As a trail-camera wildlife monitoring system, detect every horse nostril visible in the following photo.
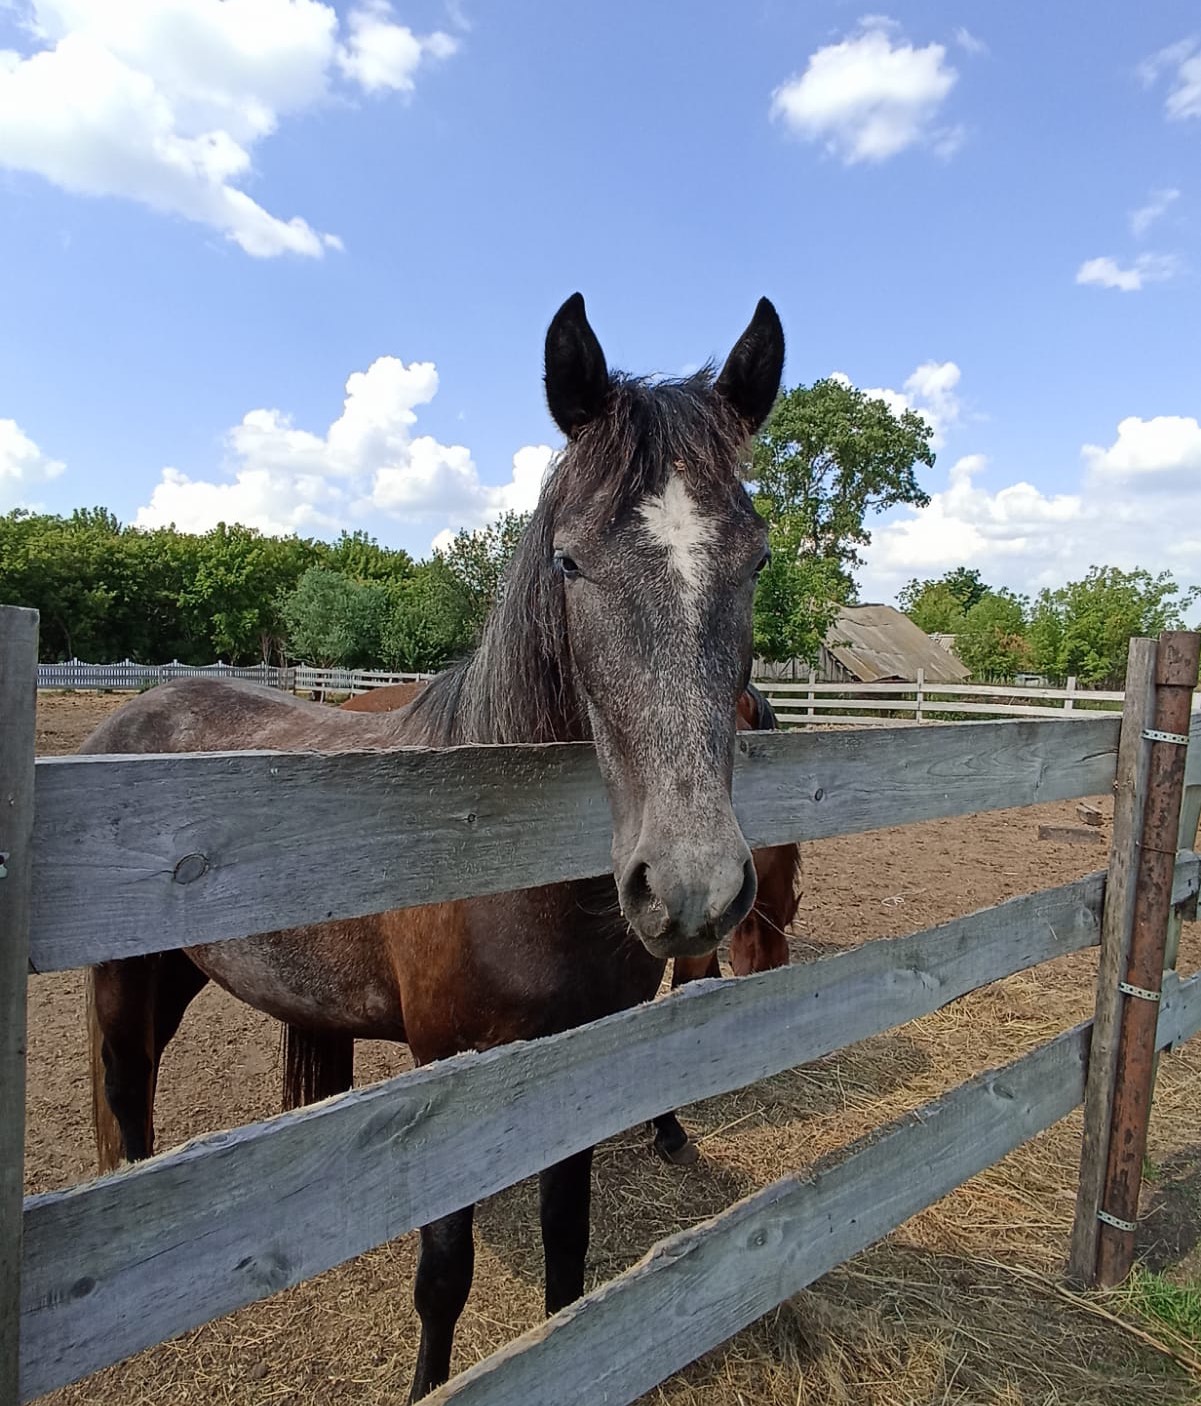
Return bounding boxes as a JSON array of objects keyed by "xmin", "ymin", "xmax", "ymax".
[
  {"xmin": 619, "ymin": 859, "xmax": 669, "ymax": 938},
  {"xmin": 719, "ymin": 856, "xmax": 758, "ymax": 933}
]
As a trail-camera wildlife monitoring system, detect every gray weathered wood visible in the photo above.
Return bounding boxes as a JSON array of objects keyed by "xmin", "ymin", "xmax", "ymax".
[
  {"xmin": 0, "ymin": 607, "xmax": 38, "ymax": 1406},
  {"xmin": 1163, "ymin": 708, "xmax": 1201, "ymax": 974},
  {"xmin": 1037, "ymin": 825, "xmax": 1104, "ymax": 846},
  {"xmin": 20, "ymin": 871, "xmax": 1115, "ymax": 1399},
  {"xmin": 30, "ymin": 719, "xmax": 1130, "ymax": 972},
  {"xmin": 428, "ymin": 964, "xmax": 1201, "ymax": 1406},
  {"xmin": 1068, "ymin": 638, "xmax": 1157, "ymax": 1283},
  {"xmin": 29, "ymin": 714, "xmax": 1121, "ymax": 971},
  {"xmin": 425, "ymin": 1026, "xmax": 1095, "ymax": 1405}
]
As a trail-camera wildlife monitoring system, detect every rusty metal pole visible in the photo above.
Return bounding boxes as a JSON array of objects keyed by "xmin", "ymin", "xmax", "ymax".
[{"xmin": 1096, "ymin": 630, "xmax": 1201, "ymax": 1287}]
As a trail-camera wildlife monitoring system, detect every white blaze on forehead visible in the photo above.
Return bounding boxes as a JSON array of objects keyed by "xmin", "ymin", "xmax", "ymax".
[{"xmin": 637, "ymin": 474, "xmax": 716, "ymax": 623}]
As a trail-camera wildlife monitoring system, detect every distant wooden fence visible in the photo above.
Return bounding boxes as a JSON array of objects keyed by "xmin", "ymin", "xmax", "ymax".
[
  {"xmin": 3, "ymin": 604, "xmax": 1200, "ymax": 1405},
  {"xmin": 753, "ymin": 669, "xmax": 1149, "ymax": 727},
  {"xmin": 292, "ymin": 664, "xmax": 433, "ymax": 697},
  {"xmin": 35, "ymin": 661, "xmax": 432, "ymax": 698},
  {"xmin": 35, "ymin": 658, "xmax": 294, "ymax": 691}
]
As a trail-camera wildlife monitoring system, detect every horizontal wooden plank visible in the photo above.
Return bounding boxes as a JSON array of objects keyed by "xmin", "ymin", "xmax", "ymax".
[
  {"xmin": 29, "ymin": 715, "xmax": 1121, "ymax": 970},
  {"xmin": 19, "ymin": 871, "xmax": 1111, "ymax": 1399},
  {"xmin": 918, "ymin": 700, "xmax": 1120, "ymax": 720},
  {"xmin": 426, "ymin": 1024, "xmax": 1093, "ymax": 1405},
  {"xmin": 429, "ymin": 967, "xmax": 1201, "ymax": 1406},
  {"xmin": 755, "ymin": 680, "xmax": 920, "ymax": 695},
  {"xmin": 921, "ymin": 683, "xmax": 1126, "ymax": 703},
  {"xmin": 768, "ymin": 696, "xmax": 919, "ymax": 713},
  {"xmin": 774, "ymin": 714, "xmax": 921, "ymax": 728}
]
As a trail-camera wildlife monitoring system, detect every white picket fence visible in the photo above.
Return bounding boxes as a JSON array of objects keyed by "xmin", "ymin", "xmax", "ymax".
[{"xmin": 35, "ymin": 659, "xmax": 294, "ymax": 691}]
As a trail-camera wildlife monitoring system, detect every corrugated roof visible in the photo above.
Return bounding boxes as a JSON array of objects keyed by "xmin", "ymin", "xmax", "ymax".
[{"xmin": 823, "ymin": 604, "xmax": 970, "ymax": 683}]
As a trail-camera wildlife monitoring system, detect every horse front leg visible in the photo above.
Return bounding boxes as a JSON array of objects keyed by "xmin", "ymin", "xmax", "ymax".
[
  {"xmin": 539, "ymin": 1146, "xmax": 593, "ymax": 1314},
  {"xmin": 411, "ymin": 1205, "xmax": 475, "ymax": 1401}
]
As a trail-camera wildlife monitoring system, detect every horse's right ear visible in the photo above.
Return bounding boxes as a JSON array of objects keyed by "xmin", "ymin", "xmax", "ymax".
[
  {"xmin": 545, "ymin": 293, "xmax": 610, "ymax": 439},
  {"xmin": 715, "ymin": 298, "xmax": 785, "ymax": 433}
]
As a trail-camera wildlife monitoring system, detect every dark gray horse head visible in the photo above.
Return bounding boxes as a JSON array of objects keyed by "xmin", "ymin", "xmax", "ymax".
[{"xmin": 538, "ymin": 293, "xmax": 785, "ymax": 958}]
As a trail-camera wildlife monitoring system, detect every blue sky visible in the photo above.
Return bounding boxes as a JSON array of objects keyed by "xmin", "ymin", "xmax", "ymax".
[{"xmin": 1, "ymin": 0, "xmax": 1199, "ymax": 604}]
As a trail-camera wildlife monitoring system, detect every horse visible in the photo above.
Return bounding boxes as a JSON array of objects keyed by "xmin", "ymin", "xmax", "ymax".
[
  {"xmin": 332, "ymin": 679, "xmax": 800, "ymax": 1165},
  {"xmin": 83, "ymin": 291, "xmax": 785, "ymax": 1402}
]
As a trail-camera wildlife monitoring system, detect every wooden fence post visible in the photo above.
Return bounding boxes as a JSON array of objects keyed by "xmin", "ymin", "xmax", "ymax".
[
  {"xmin": 1094, "ymin": 632, "xmax": 1199, "ymax": 1286},
  {"xmin": 806, "ymin": 668, "xmax": 816, "ymax": 720},
  {"xmin": 1064, "ymin": 675, "xmax": 1077, "ymax": 712},
  {"xmin": 915, "ymin": 667, "xmax": 925, "ymax": 724},
  {"xmin": 1068, "ymin": 638, "xmax": 1156, "ymax": 1284},
  {"xmin": 0, "ymin": 606, "xmax": 38, "ymax": 1406}
]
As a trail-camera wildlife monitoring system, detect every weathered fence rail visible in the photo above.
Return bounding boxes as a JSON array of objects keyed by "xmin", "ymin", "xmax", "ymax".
[
  {"xmin": 293, "ymin": 665, "xmax": 433, "ymax": 695},
  {"xmin": 4, "ymin": 603, "xmax": 1200, "ymax": 1406},
  {"xmin": 29, "ymin": 715, "xmax": 1122, "ymax": 970}
]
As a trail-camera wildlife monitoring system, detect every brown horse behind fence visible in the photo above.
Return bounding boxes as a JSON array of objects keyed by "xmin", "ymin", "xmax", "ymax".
[
  {"xmin": 331, "ymin": 678, "xmax": 800, "ymax": 1164},
  {"xmin": 84, "ymin": 292, "xmax": 786, "ymax": 1401}
]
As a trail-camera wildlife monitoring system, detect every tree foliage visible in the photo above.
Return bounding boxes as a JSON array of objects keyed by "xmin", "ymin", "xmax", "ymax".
[
  {"xmin": 433, "ymin": 511, "xmax": 530, "ymax": 639},
  {"xmin": 1027, "ymin": 566, "xmax": 1198, "ymax": 686},
  {"xmin": 750, "ymin": 378, "xmax": 934, "ymax": 661}
]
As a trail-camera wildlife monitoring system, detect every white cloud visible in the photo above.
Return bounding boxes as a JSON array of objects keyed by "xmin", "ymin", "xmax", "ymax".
[
  {"xmin": 859, "ymin": 421, "xmax": 1201, "ymax": 603},
  {"xmin": 953, "ymin": 27, "xmax": 987, "ymax": 56},
  {"xmin": 1082, "ymin": 414, "xmax": 1201, "ymax": 487},
  {"xmin": 1075, "ymin": 252, "xmax": 1181, "ymax": 292},
  {"xmin": 135, "ymin": 354, "xmax": 553, "ymax": 545},
  {"xmin": 832, "ymin": 359, "xmax": 962, "ymax": 449},
  {"xmin": 1139, "ymin": 36, "xmax": 1201, "ymax": 120},
  {"xmin": 0, "ymin": 0, "xmax": 456, "ymax": 257},
  {"xmin": 1130, "ymin": 187, "xmax": 1180, "ymax": 237},
  {"xmin": 0, "ymin": 417, "xmax": 66, "ymax": 509},
  {"xmin": 771, "ymin": 16, "xmax": 959, "ymax": 164}
]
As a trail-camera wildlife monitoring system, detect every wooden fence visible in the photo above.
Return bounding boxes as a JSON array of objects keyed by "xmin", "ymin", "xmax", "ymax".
[
  {"xmin": 292, "ymin": 664, "xmax": 433, "ymax": 697},
  {"xmin": 35, "ymin": 659, "xmax": 295, "ymax": 691},
  {"xmin": 3, "ymin": 604, "xmax": 1200, "ymax": 1404},
  {"xmin": 755, "ymin": 669, "xmax": 1146, "ymax": 727}
]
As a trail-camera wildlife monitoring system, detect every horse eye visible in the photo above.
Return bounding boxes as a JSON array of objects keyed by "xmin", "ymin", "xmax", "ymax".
[
  {"xmin": 554, "ymin": 550, "xmax": 581, "ymax": 580},
  {"xmin": 753, "ymin": 548, "xmax": 772, "ymax": 577}
]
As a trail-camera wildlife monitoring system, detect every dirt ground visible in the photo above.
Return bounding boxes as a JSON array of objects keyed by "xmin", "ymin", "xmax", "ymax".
[{"xmin": 25, "ymin": 690, "xmax": 1201, "ymax": 1404}]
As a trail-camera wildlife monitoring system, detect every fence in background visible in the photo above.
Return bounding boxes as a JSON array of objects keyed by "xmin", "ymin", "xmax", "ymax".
[{"xmin": 35, "ymin": 659, "xmax": 294, "ymax": 691}]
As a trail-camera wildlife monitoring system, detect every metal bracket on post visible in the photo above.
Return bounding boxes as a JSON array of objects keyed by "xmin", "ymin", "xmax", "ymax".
[
  {"xmin": 1142, "ymin": 728, "xmax": 1190, "ymax": 746},
  {"xmin": 1097, "ymin": 1208, "xmax": 1139, "ymax": 1233},
  {"xmin": 1117, "ymin": 981, "xmax": 1161, "ymax": 1002}
]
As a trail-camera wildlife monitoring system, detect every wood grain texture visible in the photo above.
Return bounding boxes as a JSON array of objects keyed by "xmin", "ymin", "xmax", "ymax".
[
  {"xmin": 0, "ymin": 608, "xmax": 38, "ymax": 1406},
  {"xmin": 29, "ymin": 715, "xmax": 1121, "ymax": 971},
  {"xmin": 426, "ymin": 968, "xmax": 1201, "ymax": 1406},
  {"xmin": 1068, "ymin": 638, "xmax": 1157, "ymax": 1284},
  {"xmin": 20, "ymin": 871, "xmax": 1114, "ymax": 1400},
  {"xmin": 1097, "ymin": 630, "xmax": 1201, "ymax": 1287},
  {"xmin": 424, "ymin": 1026, "xmax": 1095, "ymax": 1406}
]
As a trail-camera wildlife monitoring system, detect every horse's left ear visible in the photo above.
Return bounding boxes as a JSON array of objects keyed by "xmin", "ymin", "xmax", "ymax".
[
  {"xmin": 545, "ymin": 293, "xmax": 610, "ymax": 439},
  {"xmin": 715, "ymin": 298, "xmax": 785, "ymax": 432}
]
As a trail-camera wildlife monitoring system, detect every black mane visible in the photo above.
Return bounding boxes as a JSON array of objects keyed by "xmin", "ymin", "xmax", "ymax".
[{"xmin": 403, "ymin": 369, "xmax": 750, "ymax": 747}]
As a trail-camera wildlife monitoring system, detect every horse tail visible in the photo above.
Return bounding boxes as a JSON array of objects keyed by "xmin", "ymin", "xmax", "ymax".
[
  {"xmin": 86, "ymin": 968, "xmax": 128, "ymax": 1174},
  {"xmin": 281, "ymin": 1026, "xmax": 355, "ymax": 1110}
]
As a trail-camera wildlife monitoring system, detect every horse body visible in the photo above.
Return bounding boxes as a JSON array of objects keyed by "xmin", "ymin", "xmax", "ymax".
[{"xmin": 84, "ymin": 293, "xmax": 785, "ymax": 1401}]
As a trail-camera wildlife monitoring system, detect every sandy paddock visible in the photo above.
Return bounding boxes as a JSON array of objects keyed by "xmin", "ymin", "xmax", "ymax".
[{"xmin": 25, "ymin": 690, "xmax": 1201, "ymax": 1405}]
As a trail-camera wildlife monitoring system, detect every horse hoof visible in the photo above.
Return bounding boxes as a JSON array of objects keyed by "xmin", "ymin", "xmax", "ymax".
[{"xmin": 653, "ymin": 1134, "xmax": 700, "ymax": 1166}]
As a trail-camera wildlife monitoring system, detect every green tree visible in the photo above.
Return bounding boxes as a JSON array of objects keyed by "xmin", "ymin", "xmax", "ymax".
[
  {"xmin": 750, "ymin": 378, "xmax": 934, "ymax": 661},
  {"xmin": 434, "ymin": 511, "xmax": 530, "ymax": 640},
  {"xmin": 955, "ymin": 590, "xmax": 1030, "ymax": 680},
  {"xmin": 1027, "ymin": 566, "xmax": 1198, "ymax": 686},
  {"xmin": 278, "ymin": 568, "xmax": 387, "ymax": 667},
  {"xmin": 379, "ymin": 560, "xmax": 474, "ymax": 672},
  {"xmin": 898, "ymin": 567, "xmax": 990, "ymax": 635}
]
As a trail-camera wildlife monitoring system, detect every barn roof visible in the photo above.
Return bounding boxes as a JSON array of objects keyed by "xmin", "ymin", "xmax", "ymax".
[{"xmin": 823, "ymin": 604, "xmax": 970, "ymax": 684}]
